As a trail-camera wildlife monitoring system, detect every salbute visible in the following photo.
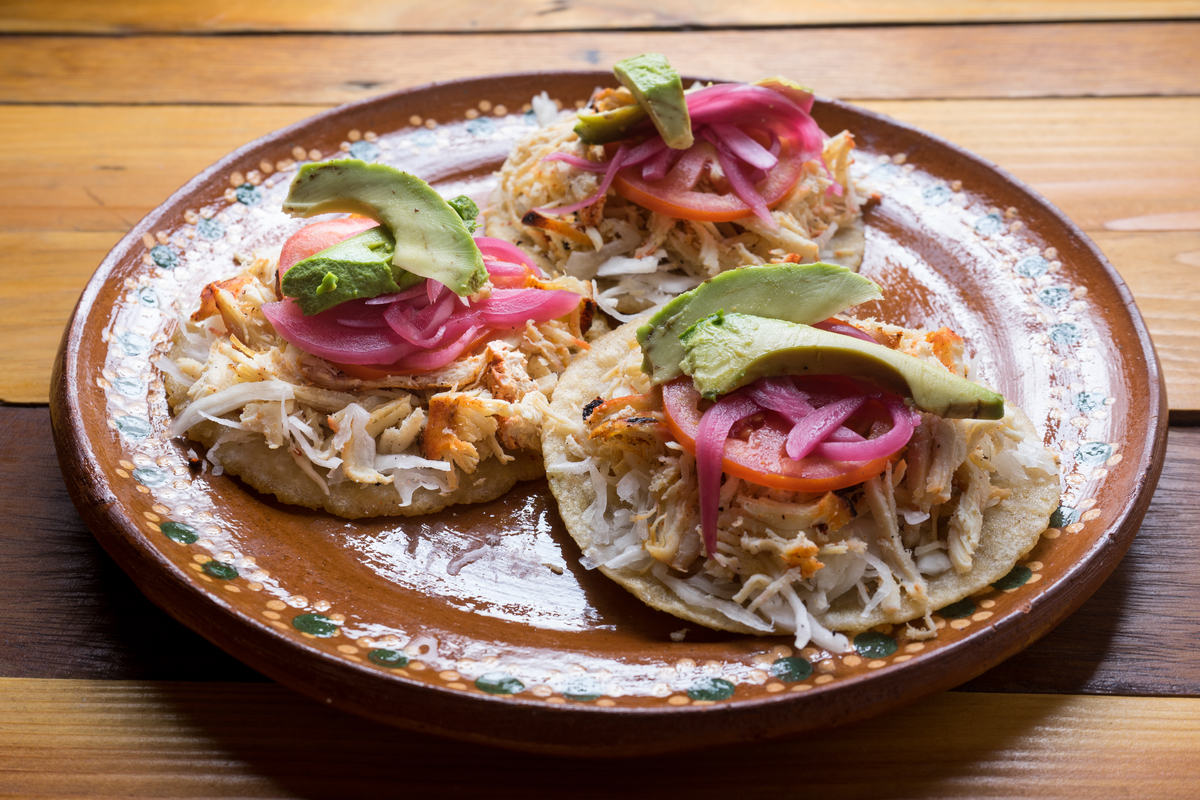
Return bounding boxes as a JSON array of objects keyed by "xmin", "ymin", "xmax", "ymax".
[
  {"xmin": 543, "ymin": 264, "xmax": 1060, "ymax": 651},
  {"xmin": 487, "ymin": 54, "xmax": 869, "ymax": 324},
  {"xmin": 162, "ymin": 161, "xmax": 595, "ymax": 518}
]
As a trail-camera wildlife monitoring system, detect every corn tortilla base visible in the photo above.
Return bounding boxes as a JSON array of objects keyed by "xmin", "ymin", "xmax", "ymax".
[
  {"xmin": 166, "ymin": 378, "xmax": 544, "ymax": 519},
  {"xmin": 544, "ymin": 322, "xmax": 1059, "ymax": 636}
]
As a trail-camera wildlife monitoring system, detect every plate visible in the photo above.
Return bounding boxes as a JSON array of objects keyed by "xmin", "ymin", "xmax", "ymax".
[{"xmin": 50, "ymin": 72, "xmax": 1167, "ymax": 756}]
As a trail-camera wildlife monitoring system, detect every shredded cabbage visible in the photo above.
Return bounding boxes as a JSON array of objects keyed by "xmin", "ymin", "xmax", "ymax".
[{"xmin": 557, "ymin": 317, "xmax": 1057, "ymax": 650}]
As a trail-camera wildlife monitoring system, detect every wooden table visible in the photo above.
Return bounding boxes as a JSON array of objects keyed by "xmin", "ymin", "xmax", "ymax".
[{"xmin": 3, "ymin": 2, "xmax": 1199, "ymax": 795}]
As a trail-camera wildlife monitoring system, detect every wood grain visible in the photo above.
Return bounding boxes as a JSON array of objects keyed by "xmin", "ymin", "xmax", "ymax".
[
  {"xmin": 3, "ymin": 406, "xmax": 1199, "ymax": 697},
  {"xmin": 4, "ymin": 0, "xmax": 1199, "ymax": 33},
  {"xmin": 4, "ymin": 23, "xmax": 1199, "ymax": 105},
  {"xmin": 8, "ymin": 99, "xmax": 1195, "ymax": 236},
  {"xmin": 1089, "ymin": 232, "xmax": 1200, "ymax": 413},
  {"xmin": 0, "ymin": 233, "xmax": 119, "ymax": 407},
  {"xmin": 0, "ymin": 107, "xmax": 318, "ymax": 234},
  {"xmin": 858, "ymin": 98, "xmax": 1200, "ymax": 232},
  {"xmin": 1, "ymin": 677, "xmax": 1197, "ymax": 797},
  {"xmin": 4, "ymin": 99, "xmax": 1197, "ymax": 406}
]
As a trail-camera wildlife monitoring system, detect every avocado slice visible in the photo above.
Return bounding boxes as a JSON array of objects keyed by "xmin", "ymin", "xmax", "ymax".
[
  {"xmin": 679, "ymin": 312, "xmax": 1004, "ymax": 419},
  {"xmin": 613, "ymin": 53, "xmax": 693, "ymax": 150},
  {"xmin": 282, "ymin": 160, "xmax": 488, "ymax": 297},
  {"xmin": 280, "ymin": 226, "xmax": 424, "ymax": 316},
  {"xmin": 638, "ymin": 263, "xmax": 882, "ymax": 384},
  {"xmin": 574, "ymin": 102, "xmax": 650, "ymax": 145}
]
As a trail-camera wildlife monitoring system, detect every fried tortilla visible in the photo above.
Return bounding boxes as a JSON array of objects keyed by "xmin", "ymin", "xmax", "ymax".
[
  {"xmin": 163, "ymin": 255, "xmax": 590, "ymax": 518},
  {"xmin": 169, "ymin": 413, "xmax": 543, "ymax": 518},
  {"xmin": 543, "ymin": 321, "xmax": 1060, "ymax": 644}
]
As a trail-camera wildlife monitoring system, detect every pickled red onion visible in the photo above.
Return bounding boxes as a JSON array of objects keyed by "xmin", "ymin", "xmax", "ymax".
[
  {"xmin": 812, "ymin": 318, "xmax": 876, "ymax": 343},
  {"xmin": 384, "ymin": 324, "xmax": 486, "ymax": 372},
  {"xmin": 695, "ymin": 391, "xmax": 762, "ymax": 556},
  {"xmin": 537, "ymin": 82, "xmax": 826, "ymax": 223},
  {"xmin": 335, "ymin": 316, "xmax": 389, "ymax": 329},
  {"xmin": 426, "ymin": 278, "xmax": 446, "ymax": 305},
  {"xmin": 478, "ymin": 287, "xmax": 582, "ymax": 327},
  {"xmin": 269, "ymin": 220, "xmax": 578, "ymax": 374},
  {"xmin": 262, "ymin": 299, "xmax": 418, "ymax": 365},
  {"xmin": 268, "ymin": 274, "xmax": 580, "ymax": 372},
  {"xmin": 813, "ymin": 395, "xmax": 920, "ymax": 461},
  {"xmin": 482, "ymin": 259, "xmax": 531, "ymax": 288},
  {"xmin": 383, "ymin": 290, "xmax": 461, "ymax": 347},
  {"xmin": 536, "ymin": 143, "xmax": 631, "ymax": 216},
  {"xmin": 783, "ymin": 396, "xmax": 866, "ymax": 461},
  {"xmin": 686, "ymin": 84, "xmax": 824, "ymax": 161},
  {"xmin": 710, "ymin": 136, "xmax": 773, "ymax": 225},
  {"xmin": 691, "ymin": 373, "xmax": 920, "ymax": 556},
  {"xmin": 541, "ymin": 152, "xmax": 608, "ymax": 173},
  {"xmin": 475, "ymin": 236, "xmax": 545, "ymax": 277},
  {"xmin": 365, "ymin": 282, "xmax": 430, "ymax": 306},
  {"xmin": 707, "ymin": 122, "xmax": 778, "ymax": 171},
  {"xmin": 642, "ymin": 145, "xmax": 679, "ymax": 181},
  {"xmin": 746, "ymin": 376, "xmax": 815, "ymax": 421}
]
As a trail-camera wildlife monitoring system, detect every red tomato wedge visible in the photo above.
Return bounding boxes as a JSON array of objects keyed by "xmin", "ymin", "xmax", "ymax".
[
  {"xmin": 660, "ymin": 377, "xmax": 890, "ymax": 493},
  {"xmin": 278, "ymin": 216, "xmax": 380, "ymax": 277},
  {"xmin": 611, "ymin": 138, "xmax": 804, "ymax": 223}
]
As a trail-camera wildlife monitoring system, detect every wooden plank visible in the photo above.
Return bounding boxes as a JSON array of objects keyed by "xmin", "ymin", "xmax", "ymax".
[
  {"xmin": 1088, "ymin": 232, "xmax": 1200, "ymax": 414},
  {"xmin": 3, "ymin": 100, "xmax": 1195, "ymax": 237},
  {"xmin": 1, "ymin": 678, "xmax": 1198, "ymax": 796},
  {"xmin": 858, "ymin": 98, "xmax": 1200, "ymax": 233},
  {"xmin": 4, "ymin": 23, "xmax": 1200, "ymax": 105},
  {"xmin": 3, "ymin": 406, "xmax": 1198, "ymax": 697},
  {"xmin": 3, "ymin": 0, "xmax": 1199, "ymax": 33},
  {"xmin": 0, "ymin": 107, "xmax": 318, "ymax": 235},
  {"xmin": 0, "ymin": 233, "xmax": 119, "ymax": 407},
  {"xmin": 5, "ymin": 99, "xmax": 1197, "ymax": 406}
]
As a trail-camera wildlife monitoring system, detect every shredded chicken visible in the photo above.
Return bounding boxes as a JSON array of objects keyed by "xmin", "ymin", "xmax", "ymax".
[
  {"xmin": 487, "ymin": 108, "xmax": 866, "ymax": 320},
  {"xmin": 166, "ymin": 249, "xmax": 592, "ymax": 505},
  {"xmin": 550, "ymin": 315, "xmax": 1053, "ymax": 650}
]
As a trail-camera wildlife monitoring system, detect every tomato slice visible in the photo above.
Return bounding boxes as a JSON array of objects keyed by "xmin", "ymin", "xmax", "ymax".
[
  {"xmin": 611, "ymin": 137, "xmax": 804, "ymax": 223},
  {"xmin": 278, "ymin": 217, "xmax": 379, "ymax": 275},
  {"xmin": 660, "ymin": 377, "xmax": 890, "ymax": 493}
]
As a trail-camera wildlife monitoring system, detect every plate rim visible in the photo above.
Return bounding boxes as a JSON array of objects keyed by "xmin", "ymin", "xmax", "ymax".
[{"xmin": 49, "ymin": 70, "xmax": 1169, "ymax": 756}]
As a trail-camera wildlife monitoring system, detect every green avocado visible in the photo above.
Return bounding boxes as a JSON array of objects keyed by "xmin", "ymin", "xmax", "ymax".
[
  {"xmin": 446, "ymin": 194, "xmax": 480, "ymax": 233},
  {"xmin": 679, "ymin": 312, "xmax": 1005, "ymax": 419},
  {"xmin": 574, "ymin": 102, "xmax": 650, "ymax": 145},
  {"xmin": 280, "ymin": 226, "xmax": 424, "ymax": 316},
  {"xmin": 638, "ymin": 263, "xmax": 882, "ymax": 384},
  {"xmin": 282, "ymin": 160, "xmax": 488, "ymax": 297},
  {"xmin": 613, "ymin": 53, "xmax": 693, "ymax": 150}
]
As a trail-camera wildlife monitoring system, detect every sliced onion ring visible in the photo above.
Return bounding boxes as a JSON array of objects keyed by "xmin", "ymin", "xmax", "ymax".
[
  {"xmin": 262, "ymin": 299, "xmax": 418, "ymax": 365},
  {"xmin": 784, "ymin": 395, "xmax": 866, "ymax": 461},
  {"xmin": 695, "ymin": 391, "xmax": 762, "ymax": 557},
  {"xmin": 812, "ymin": 395, "xmax": 921, "ymax": 461}
]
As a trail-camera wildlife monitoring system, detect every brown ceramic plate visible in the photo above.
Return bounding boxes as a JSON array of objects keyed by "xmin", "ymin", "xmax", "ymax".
[{"xmin": 51, "ymin": 72, "xmax": 1167, "ymax": 756}]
